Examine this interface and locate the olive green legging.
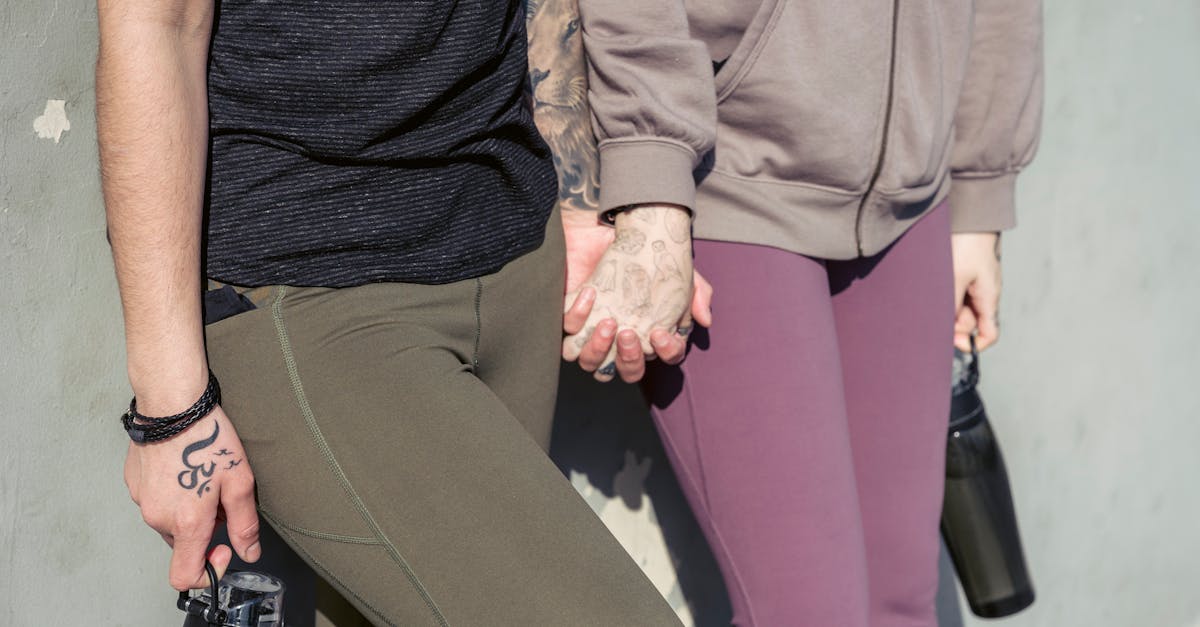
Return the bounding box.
[204,215,680,627]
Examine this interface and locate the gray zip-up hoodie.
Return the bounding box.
[579,0,1043,258]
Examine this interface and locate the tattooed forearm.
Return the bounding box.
[527,0,600,213]
[178,421,220,498]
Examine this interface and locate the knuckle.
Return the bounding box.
[174,510,208,532]
[224,479,254,500]
[169,573,195,591]
[235,521,261,541]
[141,510,166,529]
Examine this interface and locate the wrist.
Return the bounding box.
[561,208,606,231]
[613,204,691,225]
[123,371,221,443]
[127,360,210,417]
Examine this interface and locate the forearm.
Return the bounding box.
[948,0,1043,232]
[576,0,715,216]
[97,1,214,413]
[526,0,601,225]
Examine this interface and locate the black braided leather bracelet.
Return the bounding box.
[121,371,222,443]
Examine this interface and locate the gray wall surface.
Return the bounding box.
[2,1,1198,625]
[0,3,183,625]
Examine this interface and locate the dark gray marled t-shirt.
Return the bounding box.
[204,0,557,287]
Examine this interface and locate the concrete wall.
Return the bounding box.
[1,1,1197,625]
[0,3,183,624]
[963,1,1200,625]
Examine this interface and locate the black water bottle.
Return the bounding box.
[941,347,1035,618]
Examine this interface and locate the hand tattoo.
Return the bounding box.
[178,421,219,498]
[612,227,647,254]
[225,459,243,470]
[652,241,684,285]
[621,264,653,316]
[652,288,687,327]
[632,209,657,225]
[664,210,691,244]
[593,259,618,292]
[213,448,234,456]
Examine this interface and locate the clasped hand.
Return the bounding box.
[562,204,713,383]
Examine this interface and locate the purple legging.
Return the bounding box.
[646,202,954,626]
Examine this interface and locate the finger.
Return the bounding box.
[969,265,1002,350]
[615,329,647,383]
[168,517,220,591]
[562,325,588,362]
[973,291,1001,352]
[676,308,694,339]
[199,544,234,589]
[954,306,977,353]
[593,344,619,383]
[221,474,262,564]
[691,271,713,328]
[562,287,596,335]
[577,319,617,372]
[650,328,688,365]
[953,274,970,312]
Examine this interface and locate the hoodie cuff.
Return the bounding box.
[948,172,1019,233]
[597,140,697,219]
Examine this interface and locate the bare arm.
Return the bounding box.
[949,0,1042,351]
[98,0,211,407]
[98,0,259,590]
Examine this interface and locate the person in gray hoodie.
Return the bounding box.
[557,0,1043,624]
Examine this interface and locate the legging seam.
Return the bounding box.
[258,507,381,545]
[270,522,397,627]
[670,363,761,627]
[472,278,482,372]
[271,285,450,627]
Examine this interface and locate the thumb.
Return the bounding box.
[690,271,713,329]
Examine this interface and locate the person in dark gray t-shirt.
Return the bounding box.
[98,0,681,623]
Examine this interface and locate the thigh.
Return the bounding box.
[828,201,955,627]
[475,206,567,452]
[645,240,869,627]
[208,282,680,627]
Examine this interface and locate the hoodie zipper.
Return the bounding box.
[854,0,901,257]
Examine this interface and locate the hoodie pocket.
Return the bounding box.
[874,0,973,195]
[706,0,896,194]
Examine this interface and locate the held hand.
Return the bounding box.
[562,205,712,383]
[562,209,616,296]
[124,408,260,591]
[952,232,1002,352]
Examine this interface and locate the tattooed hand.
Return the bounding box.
[124,407,260,591]
[563,204,714,383]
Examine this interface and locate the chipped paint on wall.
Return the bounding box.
[33,99,70,143]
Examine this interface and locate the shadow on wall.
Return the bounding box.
[549,365,733,626]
